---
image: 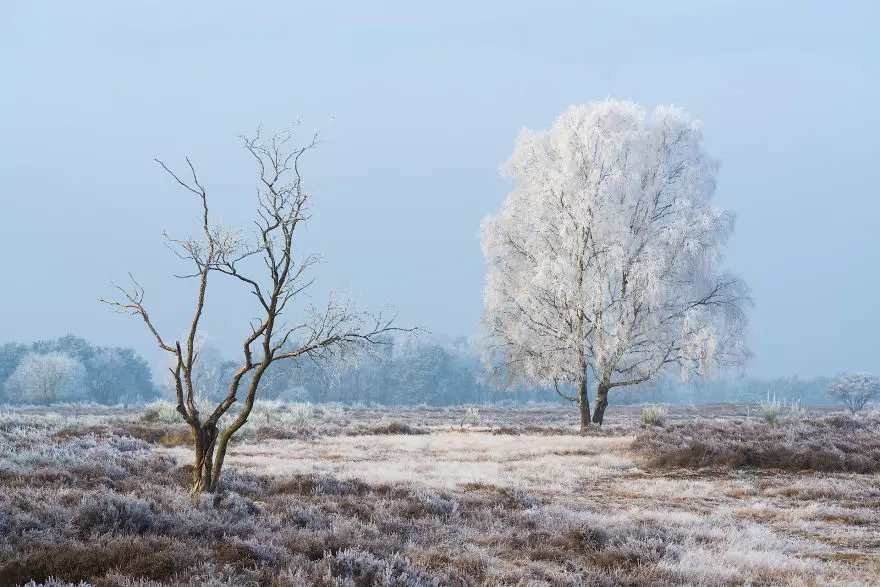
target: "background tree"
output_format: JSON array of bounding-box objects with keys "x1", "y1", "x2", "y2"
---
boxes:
[
  {"x1": 4, "y1": 352, "x2": 85, "y2": 404},
  {"x1": 103, "y1": 127, "x2": 406, "y2": 493},
  {"x1": 482, "y1": 99, "x2": 751, "y2": 428},
  {"x1": 826, "y1": 373, "x2": 879, "y2": 415},
  {"x1": 87, "y1": 347, "x2": 157, "y2": 405},
  {"x1": 0, "y1": 343, "x2": 28, "y2": 403}
]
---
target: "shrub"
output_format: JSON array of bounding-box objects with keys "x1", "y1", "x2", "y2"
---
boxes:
[
  {"x1": 289, "y1": 402, "x2": 315, "y2": 429},
  {"x1": 641, "y1": 405, "x2": 666, "y2": 427},
  {"x1": 319, "y1": 403, "x2": 346, "y2": 423},
  {"x1": 140, "y1": 401, "x2": 181, "y2": 426},
  {"x1": 460, "y1": 406, "x2": 481, "y2": 429},
  {"x1": 758, "y1": 392, "x2": 781, "y2": 427},
  {"x1": 826, "y1": 373, "x2": 879, "y2": 415},
  {"x1": 784, "y1": 399, "x2": 808, "y2": 423},
  {"x1": 73, "y1": 491, "x2": 155, "y2": 536},
  {"x1": 358, "y1": 421, "x2": 428, "y2": 435}
]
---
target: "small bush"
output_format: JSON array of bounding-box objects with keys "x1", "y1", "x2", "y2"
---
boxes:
[
  {"x1": 139, "y1": 401, "x2": 180, "y2": 426},
  {"x1": 361, "y1": 421, "x2": 428, "y2": 435},
  {"x1": 641, "y1": 405, "x2": 666, "y2": 427},
  {"x1": 758, "y1": 393, "x2": 781, "y2": 427},
  {"x1": 289, "y1": 402, "x2": 315, "y2": 429},
  {"x1": 460, "y1": 406, "x2": 481, "y2": 429}
]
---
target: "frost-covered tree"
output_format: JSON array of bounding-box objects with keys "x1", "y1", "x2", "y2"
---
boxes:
[
  {"x1": 482, "y1": 99, "x2": 750, "y2": 428},
  {"x1": 4, "y1": 352, "x2": 85, "y2": 404},
  {"x1": 826, "y1": 373, "x2": 879, "y2": 415},
  {"x1": 103, "y1": 127, "x2": 406, "y2": 493},
  {"x1": 87, "y1": 347, "x2": 157, "y2": 405}
]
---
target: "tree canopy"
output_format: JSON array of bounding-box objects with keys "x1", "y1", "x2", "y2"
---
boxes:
[{"x1": 482, "y1": 99, "x2": 751, "y2": 426}]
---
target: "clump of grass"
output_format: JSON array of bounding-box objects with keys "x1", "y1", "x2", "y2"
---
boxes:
[
  {"x1": 139, "y1": 400, "x2": 180, "y2": 426},
  {"x1": 641, "y1": 405, "x2": 666, "y2": 427},
  {"x1": 758, "y1": 392, "x2": 782, "y2": 427},
  {"x1": 784, "y1": 398, "x2": 808, "y2": 423},
  {"x1": 460, "y1": 406, "x2": 481, "y2": 429}
]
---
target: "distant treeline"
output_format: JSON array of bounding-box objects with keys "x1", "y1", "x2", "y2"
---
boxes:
[
  {"x1": 0, "y1": 334, "x2": 838, "y2": 407},
  {"x1": 0, "y1": 335, "x2": 159, "y2": 405}
]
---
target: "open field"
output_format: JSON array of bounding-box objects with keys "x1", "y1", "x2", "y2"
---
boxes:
[{"x1": 0, "y1": 403, "x2": 877, "y2": 586}]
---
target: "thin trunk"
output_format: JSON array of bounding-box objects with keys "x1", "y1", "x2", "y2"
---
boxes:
[
  {"x1": 578, "y1": 370, "x2": 591, "y2": 433},
  {"x1": 207, "y1": 363, "x2": 270, "y2": 492},
  {"x1": 592, "y1": 382, "x2": 610, "y2": 425}
]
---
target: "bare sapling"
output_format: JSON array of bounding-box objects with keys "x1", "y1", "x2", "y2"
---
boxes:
[{"x1": 102, "y1": 128, "x2": 408, "y2": 493}]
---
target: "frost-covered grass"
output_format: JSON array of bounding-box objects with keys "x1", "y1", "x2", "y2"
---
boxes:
[
  {"x1": 641, "y1": 405, "x2": 667, "y2": 427},
  {"x1": 759, "y1": 393, "x2": 782, "y2": 427},
  {"x1": 632, "y1": 414, "x2": 880, "y2": 473},
  {"x1": 0, "y1": 405, "x2": 876, "y2": 585}
]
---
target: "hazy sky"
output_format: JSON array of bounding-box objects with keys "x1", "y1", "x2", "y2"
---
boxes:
[{"x1": 1, "y1": 1, "x2": 878, "y2": 378}]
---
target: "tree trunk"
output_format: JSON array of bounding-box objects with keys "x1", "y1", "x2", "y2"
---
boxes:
[
  {"x1": 592, "y1": 382, "x2": 610, "y2": 425},
  {"x1": 578, "y1": 374, "x2": 591, "y2": 433},
  {"x1": 191, "y1": 423, "x2": 218, "y2": 493}
]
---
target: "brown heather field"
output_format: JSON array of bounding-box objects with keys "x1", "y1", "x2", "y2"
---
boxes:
[{"x1": 0, "y1": 402, "x2": 877, "y2": 586}]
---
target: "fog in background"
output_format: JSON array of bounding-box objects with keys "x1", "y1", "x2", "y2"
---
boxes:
[{"x1": 1, "y1": 1, "x2": 878, "y2": 380}]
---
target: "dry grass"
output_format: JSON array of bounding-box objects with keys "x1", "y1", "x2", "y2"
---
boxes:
[
  {"x1": 632, "y1": 415, "x2": 880, "y2": 473},
  {"x1": 159, "y1": 431, "x2": 636, "y2": 493},
  {"x1": 0, "y1": 405, "x2": 876, "y2": 585}
]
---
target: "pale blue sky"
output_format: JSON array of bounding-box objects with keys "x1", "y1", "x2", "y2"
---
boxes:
[{"x1": 1, "y1": 1, "x2": 877, "y2": 378}]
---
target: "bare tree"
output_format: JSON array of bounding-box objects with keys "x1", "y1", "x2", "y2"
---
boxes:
[
  {"x1": 826, "y1": 373, "x2": 879, "y2": 415},
  {"x1": 102, "y1": 128, "x2": 407, "y2": 493}
]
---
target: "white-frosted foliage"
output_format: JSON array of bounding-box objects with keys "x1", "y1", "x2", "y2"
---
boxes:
[
  {"x1": 481, "y1": 99, "x2": 750, "y2": 394},
  {"x1": 3, "y1": 352, "x2": 86, "y2": 404},
  {"x1": 826, "y1": 372, "x2": 879, "y2": 415}
]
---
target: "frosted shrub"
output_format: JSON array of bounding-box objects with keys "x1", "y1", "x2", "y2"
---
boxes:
[
  {"x1": 758, "y1": 393, "x2": 781, "y2": 427},
  {"x1": 73, "y1": 491, "x2": 155, "y2": 535},
  {"x1": 460, "y1": 406, "x2": 481, "y2": 429},
  {"x1": 320, "y1": 403, "x2": 346, "y2": 423},
  {"x1": 289, "y1": 402, "x2": 315, "y2": 429},
  {"x1": 140, "y1": 400, "x2": 181, "y2": 425},
  {"x1": 641, "y1": 405, "x2": 666, "y2": 427},
  {"x1": 320, "y1": 548, "x2": 436, "y2": 587},
  {"x1": 249, "y1": 399, "x2": 284, "y2": 426},
  {"x1": 784, "y1": 399, "x2": 808, "y2": 423}
]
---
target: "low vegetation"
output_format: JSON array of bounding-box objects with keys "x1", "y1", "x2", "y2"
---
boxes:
[
  {"x1": 640, "y1": 405, "x2": 666, "y2": 427},
  {"x1": 632, "y1": 414, "x2": 880, "y2": 473},
  {"x1": 1, "y1": 405, "x2": 876, "y2": 586}
]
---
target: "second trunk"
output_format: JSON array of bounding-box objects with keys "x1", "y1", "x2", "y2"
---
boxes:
[
  {"x1": 578, "y1": 374, "x2": 591, "y2": 433},
  {"x1": 592, "y1": 383, "x2": 610, "y2": 425}
]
